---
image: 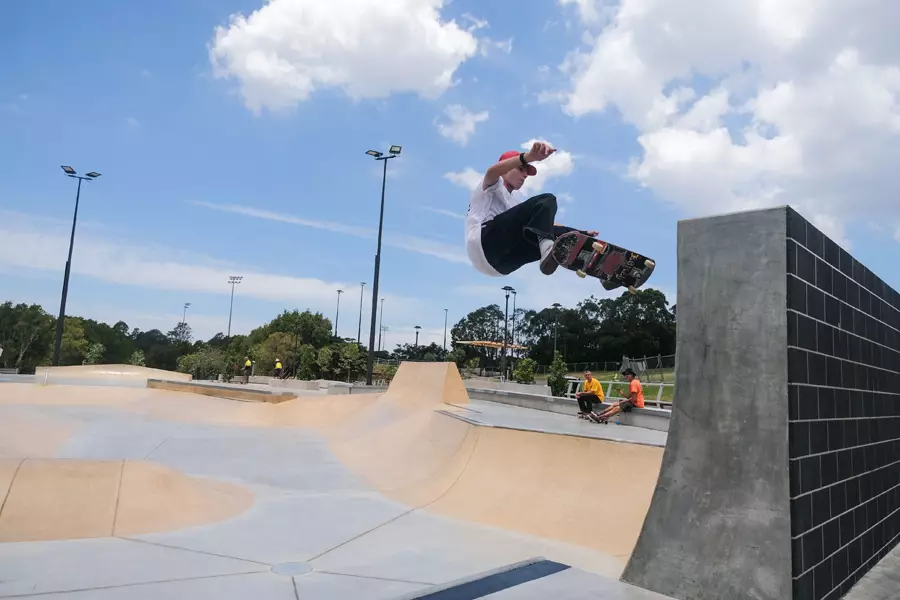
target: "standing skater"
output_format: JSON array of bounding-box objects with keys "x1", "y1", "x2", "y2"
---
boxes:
[{"x1": 464, "y1": 141, "x2": 597, "y2": 278}]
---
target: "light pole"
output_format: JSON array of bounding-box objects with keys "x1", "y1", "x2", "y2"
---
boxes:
[
  {"x1": 364, "y1": 145, "x2": 402, "y2": 385},
  {"x1": 52, "y1": 166, "x2": 101, "y2": 366},
  {"x1": 334, "y1": 289, "x2": 344, "y2": 337},
  {"x1": 414, "y1": 325, "x2": 421, "y2": 348},
  {"x1": 357, "y1": 281, "x2": 366, "y2": 344},
  {"x1": 227, "y1": 276, "x2": 242, "y2": 337},
  {"x1": 182, "y1": 302, "x2": 191, "y2": 324},
  {"x1": 501, "y1": 286, "x2": 515, "y2": 379},
  {"x1": 511, "y1": 290, "x2": 517, "y2": 353},
  {"x1": 552, "y1": 302, "x2": 562, "y2": 356},
  {"x1": 377, "y1": 298, "x2": 385, "y2": 352},
  {"x1": 443, "y1": 308, "x2": 448, "y2": 352}
]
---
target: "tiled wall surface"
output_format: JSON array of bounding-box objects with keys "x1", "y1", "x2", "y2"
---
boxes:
[{"x1": 787, "y1": 208, "x2": 900, "y2": 600}]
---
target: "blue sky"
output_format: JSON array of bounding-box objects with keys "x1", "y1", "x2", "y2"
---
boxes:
[{"x1": 3, "y1": 0, "x2": 899, "y2": 350}]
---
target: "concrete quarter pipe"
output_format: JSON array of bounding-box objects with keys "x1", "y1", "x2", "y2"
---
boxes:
[{"x1": 326, "y1": 361, "x2": 666, "y2": 574}]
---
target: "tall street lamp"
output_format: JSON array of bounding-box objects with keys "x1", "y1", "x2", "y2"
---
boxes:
[
  {"x1": 377, "y1": 297, "x2": 385, "y2": 352},
  {"x1": 357, "y1": 281, "x2": 366, "y2": 344},
  {"x1": 227, "y1": 275, "x2": 242, "y2": 337},
  {"x1": 552, "y1": 302, "x2": 562, "y2": 356},
  {"x1": 443, "y1": 308, "x2": 448, "y2": 351},
  {"x1": 52, "y1": 166, "x2": 101, "y2": 366},
  {"x1": 414, "y1": 325, "x2": 421, "y2": 348},
  {"x1": 511, "y1": 290, "x2": 517, "y2": 352},
  {"x1": 501, "y1": 286, "x2": 515, "y2": 379},
  {"x1": 364, "y1": 145, "x2": 402, "y2": 385},
  {"x1": 334, "y1": 289, "x2": 344, "y2": 337},
  {"x1": 182, "y1": 302, "x2": 191, "y2": 324}
]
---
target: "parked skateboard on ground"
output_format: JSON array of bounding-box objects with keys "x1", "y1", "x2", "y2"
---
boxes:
[{"x1": 550, "y1": 231, "x2": 656, "y2": 294}]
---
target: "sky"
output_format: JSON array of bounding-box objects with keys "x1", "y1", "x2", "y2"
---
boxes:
[{"x1": 2, "y1": 0, "x2": 900, "y2": 352}]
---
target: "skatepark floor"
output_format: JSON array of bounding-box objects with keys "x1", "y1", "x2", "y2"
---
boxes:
[{"x1": 0, "y1": 365, "x2": 675, "y2": 599}]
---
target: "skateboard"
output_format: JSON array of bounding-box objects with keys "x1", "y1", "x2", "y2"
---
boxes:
[{"x1": 550, "y1": 231, "x2": 655, "y2": 294}]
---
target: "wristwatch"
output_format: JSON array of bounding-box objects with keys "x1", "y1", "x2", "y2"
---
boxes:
[{"x1": 519, "y1": 152, "x2": 529, "y2": 166}]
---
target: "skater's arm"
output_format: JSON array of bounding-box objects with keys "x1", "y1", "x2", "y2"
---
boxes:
[
  {"x1": 482, "y1": 141, "x2": 556, "y2": 190},
  {"x1": 482, "y1": 155, "x2": 528, "y2": 190}
]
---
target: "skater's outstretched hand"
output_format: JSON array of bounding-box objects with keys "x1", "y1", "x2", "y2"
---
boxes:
[{"x1": 524, "y1": 141, "x2": 556, "y2": 163}]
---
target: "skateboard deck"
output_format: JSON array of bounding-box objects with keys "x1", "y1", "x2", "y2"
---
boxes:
[{"x1": 550, "y1": 231, "x2": 655, "y2": 294}]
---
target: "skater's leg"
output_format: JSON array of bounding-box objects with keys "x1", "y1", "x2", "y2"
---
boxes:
[{"x1": 481, "y1": 193, "x2": 560, "y2": 275}]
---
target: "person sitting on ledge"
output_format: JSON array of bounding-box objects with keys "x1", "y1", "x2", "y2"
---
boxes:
[
  {"x1": 594, "y1": 369, "x2": 644, "y2": 423},
  {"x1": 575, "y1": 370, "x2": 605, "y2": 420}
]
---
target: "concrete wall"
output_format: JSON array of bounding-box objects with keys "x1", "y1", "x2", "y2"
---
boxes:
[
  {"x1": 784, "y1": 208, "x2": 900, "y2": 600},
  {"x1": 622, "y1": 207, "x2": 794, "y2": 599},
  {"x1": 146, "y1": 379, "x2": 296, "y2": 404},
  {"x1": 622, "y1": 206, "x2": 900, "y2": 600}
]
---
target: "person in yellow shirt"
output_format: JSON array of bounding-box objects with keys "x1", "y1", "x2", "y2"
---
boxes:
[
  {"x1": 575, "y1": 370, "x2": 605, "y2": 420},
  {"x1": 595, "y1": 368, "x2": 644, "y2": 423},
  {"x1": 243, "y1": 357, "x2": 252, "y2": 384},
  {"x1": 274, "y1": 358, "x2": 283, "y2": 379}
]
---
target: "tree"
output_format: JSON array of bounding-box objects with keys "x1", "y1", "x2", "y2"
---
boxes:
[
  {"x1": 0, "y1": 302, "x2": 55, "y2": 372},
  {"x1": 128, "y1": 350, "x2": 146, "y2": 367},
  {"x1": 296, "y1": 344, "x2": 318, "y2": 380},
  {"x1": 80, "y1": 319, "x2": 134, "y2": 364},
  {"x1": 547, "y1": 351, "x2": 569, "y2": 397},
  {"x1": 252, "y1": 332, "x2": 298, "y2": 376},
  {"x1": 338, "y1": 342, "x2": 366, "y2": 382},
  {"x1": 83, "y1": 343, "x2": 106, "y2": 365},
  {"x1": 176, "y1": 346, "x2": 227, "y2": 380},
  {"x1": 60, "y1": 317, "x2": 90, "y2": 365},
  {"x1": 450, "y1": 304, "x2": 504, "y2": 365},
  {"x1": 513, "y1": 357, "x2": 536, "y2": 384},
  {"x1": 317, "y1": 345, "x2": 338, "y2": 380},
  {"x1": 248, "y1": 309, "x2": 332, "y2": 349},
  {"x1": 168, "y1": 322, "x2": 192, "y2": 345}
]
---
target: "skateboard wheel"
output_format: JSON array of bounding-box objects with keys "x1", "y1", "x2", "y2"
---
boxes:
[
  {"x1": 592, "y1": 241, "x2": 606, "y2": 252},
  {"x1": 645, "y1": 259, "x2": 656, "y2": 268},
  {"x1": 576, "y1": 269, "x2": 587, "y2": 278},
  {"x1": 628, "y1": 286, "x2": 638, "y2": 295}
]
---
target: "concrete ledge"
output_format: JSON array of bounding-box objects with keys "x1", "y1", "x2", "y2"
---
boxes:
[
  {"x1": 466, "y1": 387, "x2": 672, "y2": 432},
  {"x1": 146, "y1": 379, "x2": 297, "y2": 404},
  {"x1": 464, "y1": 379, "x2": 551, "y2": 396}
]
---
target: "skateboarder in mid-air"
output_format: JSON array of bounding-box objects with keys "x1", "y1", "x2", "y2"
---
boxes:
[{"x1": 464, "y1": 141, "x2": 598, "y2": 278}]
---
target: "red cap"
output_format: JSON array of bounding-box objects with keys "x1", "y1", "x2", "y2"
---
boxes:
[{"x1": 499, "y1": 150, "x2": 536, "y2": 175}]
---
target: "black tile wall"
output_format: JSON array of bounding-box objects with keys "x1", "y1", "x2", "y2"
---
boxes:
[{"x1": 786, "y1": 208, "x2": 900, "y2": 600}]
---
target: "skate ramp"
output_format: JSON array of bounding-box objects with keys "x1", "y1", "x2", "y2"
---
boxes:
[
  {"x1": 35, "y1": 364, "x2": 193, "y2": 384},
  {"x1": 327, "y1": 361, "x2": 664, "y2": 568},
  {"x1": 0, "y1": 459, "x2": 253, "y2": 542}
]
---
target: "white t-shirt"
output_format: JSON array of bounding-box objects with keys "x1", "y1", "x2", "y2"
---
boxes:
[{"x1": 465, "y1": 176, "x2": 521, "y2": 276}]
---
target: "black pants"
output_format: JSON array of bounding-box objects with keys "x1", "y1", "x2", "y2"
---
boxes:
[
  {"x1": 481, "y1": 193, "x2": 577, "y2": 275},
  {"x1": 578, "y1": 393, "x2": 600, "y2": 413}
]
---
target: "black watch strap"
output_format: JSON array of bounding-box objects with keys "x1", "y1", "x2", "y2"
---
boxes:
[{"x1": 519, "y1": 152, "x2": 528, "y2": 166}]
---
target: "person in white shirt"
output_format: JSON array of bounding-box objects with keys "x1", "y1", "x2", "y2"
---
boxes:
[{"x1": 465, "y1": 141, "x2": 597, "y2": 277}]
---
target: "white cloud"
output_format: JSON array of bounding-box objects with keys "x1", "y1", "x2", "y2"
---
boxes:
[
  {"x1": 479, "y1": 37, "x2": 513, "y2": 57},
  {"x1": 208, "y1": 0, "x2": 480, "y2": 113},
  {"x1": 443, "y1": 167, "x2": 483, "y2": 191},
  {"x1": 518, "y1": 139, "x2": 575, "y2": 196},
  {"x1": 555, "y1": 0, "x2": 900, "y2": 248},
  {"x1": 0, "y1": 211, "x2": 439, "y2": 340},
  {"x1": 422, "y1": 206, "x2": 466, "y2": 220},
  {"x1": 0, "y1": 211, "x2": 348, "y2": 304},
  {"x1": 435, "y1": 104, "x2": 489, "y2": 145},
  {"x1": 125, "y1": 117, "x2": 141, "y2": 128},
  {"x1": 192, "y1": 200, "x2": 467, "y2": 264}
]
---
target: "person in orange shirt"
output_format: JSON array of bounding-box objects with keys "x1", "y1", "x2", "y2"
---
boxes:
[
  {"x1": 594, "y1": 368, "x2": 644, "y2": 423},
  {"x1": 575, "y1": 370, "x2": 605, "y2": 420}
]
